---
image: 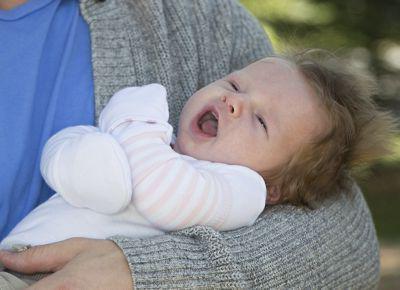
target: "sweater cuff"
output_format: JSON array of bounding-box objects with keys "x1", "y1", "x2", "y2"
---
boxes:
[{"x1": 109, "y1": 226, "x2": 245, "y2": 289}]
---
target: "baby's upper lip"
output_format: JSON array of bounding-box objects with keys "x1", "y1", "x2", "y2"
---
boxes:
[
  {"x1": 210, "y1": 105, "x2": 219, "y2": 121},
  {"x1": 197, "y1": 104, "x2": 220, "y2": 124}
]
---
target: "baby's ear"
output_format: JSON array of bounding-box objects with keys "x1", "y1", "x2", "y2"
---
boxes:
[{"x1": 267, "y1": 185, "x2": 281, "y2": 205}]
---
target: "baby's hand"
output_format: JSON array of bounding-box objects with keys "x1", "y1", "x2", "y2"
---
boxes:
[
  {"x1": 99, "y1": 84, "x2": 170, "y2": 133},
  {"x1": 40, "y1": 126, "x2": 133, "y2": 214}
]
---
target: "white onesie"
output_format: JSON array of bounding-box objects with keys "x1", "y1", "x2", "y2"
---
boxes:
[{"x1": 1, "y1": 84, "x2": 267, "y2": 250}]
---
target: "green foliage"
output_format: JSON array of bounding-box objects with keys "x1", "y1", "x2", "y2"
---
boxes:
[{"x1": 240, "y1": 0, "x2": 400, "y2": 101}]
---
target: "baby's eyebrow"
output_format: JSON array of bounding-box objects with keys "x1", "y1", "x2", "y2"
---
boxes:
[
  {"x1": 227, "y1": 72, "x2": 243, "y2": 87},
  {"x1": 228, "y1": 71, "x2": 240, "y2": 79}
]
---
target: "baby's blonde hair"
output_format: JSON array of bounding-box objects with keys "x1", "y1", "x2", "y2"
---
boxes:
[{"x1": 262, "y1": 50, "x2": 398, "y2": 207}]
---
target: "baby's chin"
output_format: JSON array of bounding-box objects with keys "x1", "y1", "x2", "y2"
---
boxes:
[{"x1": 173, "y1": 139, "x2": 211, "y2": 162}]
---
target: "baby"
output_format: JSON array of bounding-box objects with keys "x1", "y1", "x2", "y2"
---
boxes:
[{"x1": 1, "y1": 51, "x2": 396, "y2": 250}]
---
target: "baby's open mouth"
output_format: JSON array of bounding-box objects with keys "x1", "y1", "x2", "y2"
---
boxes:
[{"x1": 197, "y1": 110, "x2": 218, "y2": 137}]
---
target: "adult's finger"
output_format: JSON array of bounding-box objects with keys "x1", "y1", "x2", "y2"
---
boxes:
[{"x1": 0, "y1": 238, "x2": 90, "y2": 274}]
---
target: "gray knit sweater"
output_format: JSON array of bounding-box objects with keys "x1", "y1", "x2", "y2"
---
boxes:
[{"x1": 80, "y1": 0, "x2": 380, "y2": 288}]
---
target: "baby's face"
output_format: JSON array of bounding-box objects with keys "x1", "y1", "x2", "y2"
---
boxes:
[{"x1": 174, "y1": 57, "x2": 329, "y2": 173}]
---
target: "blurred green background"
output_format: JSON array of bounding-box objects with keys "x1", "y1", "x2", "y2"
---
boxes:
[{"x1": 240, "y1": 0, "x2": 400, "y2": 288}]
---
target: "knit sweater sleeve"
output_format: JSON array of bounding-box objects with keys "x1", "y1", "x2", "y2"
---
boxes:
[{"x1": 110, "y1": 187, "x2": 379, "y2": 288}]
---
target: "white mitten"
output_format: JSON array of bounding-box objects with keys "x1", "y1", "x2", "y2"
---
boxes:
[
  {"x1": 40, "y1": 126, "x2": 132, "y2": 214},
  {"x1": 99, "y1": 83, "x2": 170, "y2": 134}
]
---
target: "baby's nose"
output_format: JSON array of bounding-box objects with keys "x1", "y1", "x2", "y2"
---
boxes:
[{"x1": 221, "y1": 95, "x2": 243, "y2": 118}]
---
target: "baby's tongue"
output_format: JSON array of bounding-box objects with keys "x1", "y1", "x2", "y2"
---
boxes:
[{"x1": 201, "y1": 119, "x2": 218, "y2": 136}]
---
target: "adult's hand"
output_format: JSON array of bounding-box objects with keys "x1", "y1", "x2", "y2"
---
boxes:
[{"x1": 0, "y1": 238, "x2": 133, "y2": 290}]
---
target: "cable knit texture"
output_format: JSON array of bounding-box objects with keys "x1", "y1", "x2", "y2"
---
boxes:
[{"x1": 79, "y1": 0, "x2": 379, "y2": 288}]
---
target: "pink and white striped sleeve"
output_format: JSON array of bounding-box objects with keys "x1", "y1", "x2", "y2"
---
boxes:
[{"x1": 115, "y1": 124, "x2": 267, "y2": 232}]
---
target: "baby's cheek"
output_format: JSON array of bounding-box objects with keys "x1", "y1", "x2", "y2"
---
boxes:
[
  {"x1": 173, "y1": 137, "x2": 186, "y2": 155},
  {"x1": 175, "y1": 136, "x2": 198, "y2": 157}
]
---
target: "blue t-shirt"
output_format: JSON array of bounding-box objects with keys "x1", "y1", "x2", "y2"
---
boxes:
[{"x1": 0, "y1": 0, "x2": 94, "y2": 239}]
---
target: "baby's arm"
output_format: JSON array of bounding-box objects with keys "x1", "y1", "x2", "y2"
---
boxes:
[
  {"x1": 115, "y1": 125, "x2": 266, "y2": 231},
  {"x1": 40, "y1": 84, "x2": 172, "y2": 214},
  {"x1": 5, "y1": 84, "x2": 170, "y2": 248}
]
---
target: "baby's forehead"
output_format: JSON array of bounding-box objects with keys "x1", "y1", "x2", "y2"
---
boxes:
[
  {"x1": 236, "y1": 57, "x2": 302, "y2": 87},
  {"x1": 238, "y1": 57, "x2": 297, "y2": 78},
  {"x1": 258, "y1": 57, "x2": 296, "y2": 71}
]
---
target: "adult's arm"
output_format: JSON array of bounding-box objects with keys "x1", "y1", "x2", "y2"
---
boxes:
[
  {"x1": 112, "y1": 186, "x2": 379, "y2": 288},
  {"x1": 109, "y1": 1, "x2": 379, "y2": 288}
]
